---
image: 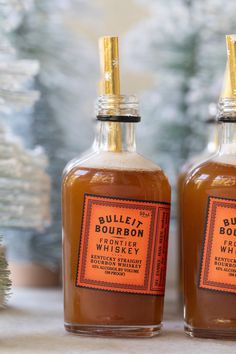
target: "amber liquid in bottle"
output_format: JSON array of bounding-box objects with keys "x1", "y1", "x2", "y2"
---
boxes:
[
  {"x1": 183, "y1": 158, "x2": 236, "y2": 338},
  {"x1": 63, "y1": 158, "x2": 170, "y2": 336}
]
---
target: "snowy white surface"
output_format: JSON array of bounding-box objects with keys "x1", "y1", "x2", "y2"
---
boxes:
[{"x1": 0, "y1": 288, "x2": 234, "y2": 354}]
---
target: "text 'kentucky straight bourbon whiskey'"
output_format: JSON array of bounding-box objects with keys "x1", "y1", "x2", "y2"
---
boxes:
[
  {"x1": 62, "y1": 37, "x2": 171, "y2": 337},
  {"x1": 182, "y1": 35, "x2": 236, "y2": 339}
]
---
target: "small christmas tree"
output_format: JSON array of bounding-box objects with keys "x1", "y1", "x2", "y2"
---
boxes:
[
  {"x1": 0, "y1": 0, "x2": 50, "y2": 295},
  {"x1": 0, "y1": 237, "x2": 11, "y2": 307},
  {"x1": 0, "y1": 0, "x2": 50, "y2": 229}
]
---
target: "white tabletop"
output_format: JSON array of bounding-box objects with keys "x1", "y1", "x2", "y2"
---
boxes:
[{"x1": 0, "y1": 288, "x2": 234, "y2": 354}]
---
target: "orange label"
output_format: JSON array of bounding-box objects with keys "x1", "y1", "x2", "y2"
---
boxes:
[
  {"x1": 76, "y1": 194, "x2": 170, "y2": 295},
  {"x1": 200, "y1": 196, "x2": 236, "y2": 294}
]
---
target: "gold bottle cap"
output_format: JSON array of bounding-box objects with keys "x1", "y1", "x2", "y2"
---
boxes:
[
  {"x1": 221, "y1": 35, "x2": 236, "y2": 99},
  {"x1": 99, "y1": 36, "x2": 120, "y2": 95}
]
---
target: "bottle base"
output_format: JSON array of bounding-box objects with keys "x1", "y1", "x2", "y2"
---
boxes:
[
  {"x1": 65, "y1": 323, "x2": 162, "y2": 338},
  {"x1": 185, "y1": 324, "x2": 236, "y2": 340}
]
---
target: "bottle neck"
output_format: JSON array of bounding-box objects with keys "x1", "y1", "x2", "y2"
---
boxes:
[
  {"x1": 218, "y1": 122, "x2": 236, "y2": 155},
  {"x1": 217, "y1": 98, "x2": 236, "y2": 155},
  {"x1": 96, "y1": 122, "x2": 136, "y2": 153},
  {"x1": 95, "y1": 94, "x2": 139, "y2": 153}
]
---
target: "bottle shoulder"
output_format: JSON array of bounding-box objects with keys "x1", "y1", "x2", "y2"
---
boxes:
[
  {"x1": 184, "y1": 157, "x2": 236, "y2": 190},
  {"x1": 62, "y1": 151, "x2": 170, "y2": 189},
  {"x1": 63, "y1": 150, "x2": 164, "y2": 175},
  {"x1": 178, "y1": 150, "x2": 217, "y2": 181}
]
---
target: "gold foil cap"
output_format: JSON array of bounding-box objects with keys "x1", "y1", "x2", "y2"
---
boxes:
[
  {"x1": 99, "y1": 36, "x2": 120, "y2": 95},
  {"x1": 221, "y1": 35, "x2": 236, "y2": 99}
]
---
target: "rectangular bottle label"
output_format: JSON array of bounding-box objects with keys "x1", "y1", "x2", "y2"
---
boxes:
[
  {"x1": 200, "y1": 196, "x2": 236, "y2": 294},
  {"x1": 76, "y1": 194, "x2": 170, "y2": 295}
]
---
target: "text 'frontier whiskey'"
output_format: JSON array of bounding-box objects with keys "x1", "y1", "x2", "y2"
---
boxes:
[
  {"x1": 182, "y1": 35, "x2": 236, "y2": 339},
  {"x1": 62, "y1": 37, "x2": 171, "y2": 337}
]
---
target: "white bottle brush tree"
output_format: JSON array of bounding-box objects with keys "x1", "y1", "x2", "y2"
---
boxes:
[
  {"x1": 0, "y1": 0, "x2": 51, "y2": 299},
  {"x1": 9, "y1": 0, "x2": 98, "y2": 270}
]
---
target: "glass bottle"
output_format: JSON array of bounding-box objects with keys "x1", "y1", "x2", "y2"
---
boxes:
[
  {"x1": 62, "y1": 37, "x2": 171, "y2": 337},
  {"x1": 182, "y1": 34, "x2": 236, "y2": 339}
]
